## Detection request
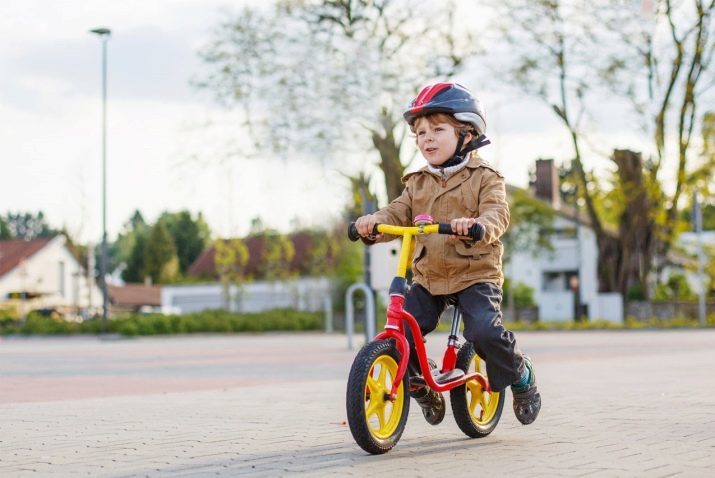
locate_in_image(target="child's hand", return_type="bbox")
[355,214,383,240]
[450,217,478,240]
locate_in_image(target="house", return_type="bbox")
[108,283,162,314]
[0,236,101,319]
[505,160,622,322]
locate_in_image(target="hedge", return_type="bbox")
[0,309,322,336]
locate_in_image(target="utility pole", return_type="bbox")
[694,192,706,326]
[90,27,111,332]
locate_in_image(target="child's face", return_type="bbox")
[414,118,461,167]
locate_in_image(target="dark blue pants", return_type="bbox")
[403,282,525,392]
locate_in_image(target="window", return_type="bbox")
[59,261,65,297]
[542,270,579,292]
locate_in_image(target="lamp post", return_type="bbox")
[90,27,111,333]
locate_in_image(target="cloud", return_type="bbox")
[1,26,201,114]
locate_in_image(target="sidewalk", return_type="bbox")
[1,330,714,476]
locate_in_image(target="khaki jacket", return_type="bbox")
[373,154,510,295]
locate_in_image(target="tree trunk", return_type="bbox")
[371,112,405,203]
[611,149,655,300]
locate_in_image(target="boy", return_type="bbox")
[355,83,541,426]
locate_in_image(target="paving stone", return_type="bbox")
[1,331,714,476]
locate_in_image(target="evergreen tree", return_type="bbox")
[158,210,211,274]
[0,217,11,239]
[143,221,179,283]
[122,232,148,283]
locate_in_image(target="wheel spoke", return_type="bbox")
[469,390,480,415]
[366,395,380,418]
[377,404,387,429]
[378,362,388,387]
[480,394,489,411]
[366,376,380,396]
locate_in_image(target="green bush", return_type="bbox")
[0,308,323,336]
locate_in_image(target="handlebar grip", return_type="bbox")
[436,222,484,241]
[347,223,361,242]
[437,224,453,235]
[348,223,380,242]
[469,223,485,241]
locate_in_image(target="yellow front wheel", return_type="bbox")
[346,340,409,454]
[450,343,504,438]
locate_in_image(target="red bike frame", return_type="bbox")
[374,282,491,399]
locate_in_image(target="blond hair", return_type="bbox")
[411,113,476,140]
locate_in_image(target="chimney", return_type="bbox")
[534,159,560,208]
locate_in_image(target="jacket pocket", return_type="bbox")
[454,240,496,278]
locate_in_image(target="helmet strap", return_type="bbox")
[440,133,491,169]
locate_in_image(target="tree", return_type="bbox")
[158,210,211,274]
[214,238,250,311]
[262,232,296,282]
[2,211,58,240]
[592,0,715,255]
[143,221,179,284]
[197,0,478,203]
[115,210,149,283]
[0,217,11,239]
[122,232,148,283]
[490,0,715,301]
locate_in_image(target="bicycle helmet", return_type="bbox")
[404,83,487,136]
[404,83,490,166]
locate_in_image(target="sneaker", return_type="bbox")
[511,356,541,425]
[410,358,445,426]
[411,386,446,426]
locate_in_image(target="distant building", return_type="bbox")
[0,236,101,318]
[506,159,622,322]
[108,283,162,314]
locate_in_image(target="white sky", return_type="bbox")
[0,1,664,243]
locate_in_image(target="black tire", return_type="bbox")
[450,343,504,438]
[346,340,410,454]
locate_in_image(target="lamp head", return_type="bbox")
[90,27,111,37]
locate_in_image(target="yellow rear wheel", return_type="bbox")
[346,340,409,454]
[450,343,504,438]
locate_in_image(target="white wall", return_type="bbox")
[539,291,574,321]
[162,277,332,314]
[369,240,401,292]
[590,293,623,323]
[505,215,613,322]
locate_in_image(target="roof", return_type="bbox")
[0,238,53,278]
[505,184,618,237]
[108,284,162,307]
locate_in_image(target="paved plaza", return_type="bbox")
[1,329,714,477]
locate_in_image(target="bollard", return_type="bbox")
[345,283,376,350]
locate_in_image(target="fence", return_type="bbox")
[626,301,715,321]
[161,278,333,314]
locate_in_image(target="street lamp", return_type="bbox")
[90,27,111,332]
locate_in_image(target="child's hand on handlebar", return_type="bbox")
[450,217,478,240]
[355,214,383,241]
